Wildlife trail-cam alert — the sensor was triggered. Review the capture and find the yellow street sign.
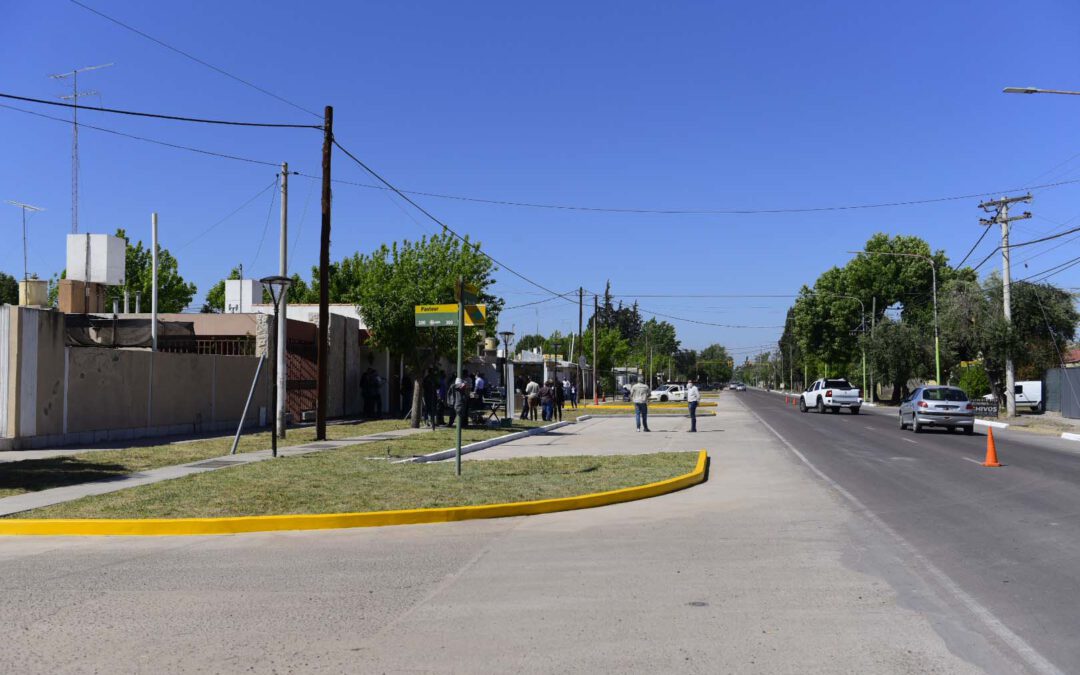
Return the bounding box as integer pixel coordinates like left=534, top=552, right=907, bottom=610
left=414, top=303, right=486, bottom=327
left=463, top=304, right=486, bottom=326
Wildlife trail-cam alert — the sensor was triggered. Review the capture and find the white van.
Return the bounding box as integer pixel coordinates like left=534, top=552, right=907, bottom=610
left=1015, top=381, right=1044, bottom=413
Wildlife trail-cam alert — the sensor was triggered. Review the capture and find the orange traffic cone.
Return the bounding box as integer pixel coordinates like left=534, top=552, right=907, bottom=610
left=983, top=428, right=1002, bottom=467
left=785, top=395, right=790, bottom=405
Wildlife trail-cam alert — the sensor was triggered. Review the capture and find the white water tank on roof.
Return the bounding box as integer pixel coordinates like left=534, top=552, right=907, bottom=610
left=66, top=234, right=125, bottom=286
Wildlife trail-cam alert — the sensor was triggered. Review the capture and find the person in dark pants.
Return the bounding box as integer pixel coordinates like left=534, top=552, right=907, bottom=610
left=435, top=370, right=447, bottom=426
left=553, top=378, right=565, bottom=421
left=422, top=368, right=438, bottom=429
left=686, top=377, right=700, bottom=433
left=539, top=380, right=555, bottom=421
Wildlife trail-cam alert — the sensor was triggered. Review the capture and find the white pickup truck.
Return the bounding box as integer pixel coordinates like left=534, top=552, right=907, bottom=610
left=650, top=384, right=687, bottom=402
left=799, top=378, right=862, bottom=414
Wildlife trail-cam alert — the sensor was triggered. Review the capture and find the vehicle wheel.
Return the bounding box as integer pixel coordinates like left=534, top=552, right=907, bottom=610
left=817, top=398, right=826, bottom=414
left=964, top=426, right=974, bottom=435
left=912, top=417, right=923, bottom=433
left=899, top=412, right=907, bottom=430
left=851, top=407, right=860, bottom=415
left=946, top=426, right=955, bottom=433
left=830, top=407, right=839, bottom=414
left=798, top=398, right=807, bottom=413
left=660, top=395, right=668, bottom=402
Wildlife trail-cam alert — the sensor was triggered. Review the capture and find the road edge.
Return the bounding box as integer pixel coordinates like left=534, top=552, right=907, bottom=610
left=0, top=451, right=708, bottom=537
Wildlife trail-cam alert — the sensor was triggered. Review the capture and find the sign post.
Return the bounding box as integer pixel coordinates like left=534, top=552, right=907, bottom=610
left=455, top=278, right=465, bottom=476
left=413, top=286, right=485, bottom=477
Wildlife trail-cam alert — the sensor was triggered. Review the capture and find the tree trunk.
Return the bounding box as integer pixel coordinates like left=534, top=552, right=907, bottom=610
left=410, top=377, right=424, bottom=428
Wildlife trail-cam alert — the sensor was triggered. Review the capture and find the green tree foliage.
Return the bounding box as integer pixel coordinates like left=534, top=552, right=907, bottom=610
left=110, top=228, right=197, bottom=313
left=698, top=343, right=733, bottom=383
left=0, top=272, right=18, bottom=305
left=346, top=233, right=503, bottom=427
left=581, top=326, right=632, bottom=394
left=957, top=363, right=991, bottom=399
left=862, top=319, right=927, bottom=401
left=590, top=281, right=643, bottom=343
left=514, top=334, right=546, bottom=354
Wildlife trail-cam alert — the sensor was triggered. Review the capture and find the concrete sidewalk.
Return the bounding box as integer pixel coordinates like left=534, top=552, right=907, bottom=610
left=0, top=427, right=426, bottom=517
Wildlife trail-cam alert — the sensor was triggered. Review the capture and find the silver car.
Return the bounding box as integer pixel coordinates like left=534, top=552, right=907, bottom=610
left=899, top=386, right=975, bottom=434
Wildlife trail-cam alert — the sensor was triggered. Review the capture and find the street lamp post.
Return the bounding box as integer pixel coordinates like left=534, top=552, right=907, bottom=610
left=260, top=275, right=292, bottom=458
left=851, top=250, right=940, bottom=384
left=498, top=330, right=514, bottom=425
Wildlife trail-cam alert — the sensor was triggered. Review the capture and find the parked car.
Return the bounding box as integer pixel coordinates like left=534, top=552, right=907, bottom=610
left=734, top=383, right=746, bottom=391
left=899, top=386, right=974, bottom=434
left=799, top=378, right=861, bottom=414
left=1015, top=381, right=1045, bottom=413
left=650, top=384, right=687, bottom=402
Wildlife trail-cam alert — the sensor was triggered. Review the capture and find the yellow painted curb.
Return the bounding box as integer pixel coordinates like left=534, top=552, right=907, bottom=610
left=0, top=451, right=708, bottom=537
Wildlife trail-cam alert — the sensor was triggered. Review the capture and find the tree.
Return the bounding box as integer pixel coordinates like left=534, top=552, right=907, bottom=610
left=111, top=228, right=197, bottom=313
left=590, top=281, right=643, bottom=344
left=863, top=319, right=927, bottom=402
left=698, top=343, right=733, bottom=383
left=347, top=233, right=503, bottom=427
left=515, top=334, right=546, bottom=354
left=582, top=326, right=632, bottom=393
left=0, top=272, right=18, bottom=305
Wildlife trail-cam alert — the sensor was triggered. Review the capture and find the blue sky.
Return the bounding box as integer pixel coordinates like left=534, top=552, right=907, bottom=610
left=3, top=0, right=1080, bottom=353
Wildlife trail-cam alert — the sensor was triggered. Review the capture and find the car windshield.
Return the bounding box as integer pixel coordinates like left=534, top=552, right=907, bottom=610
left=922, top=388, right=968, bottom=402
left=824, top=379, right=851, bottom=389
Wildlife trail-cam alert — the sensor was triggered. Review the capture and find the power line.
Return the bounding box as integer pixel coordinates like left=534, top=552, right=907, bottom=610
left=67, top=0, right=322, bottom=120
left=305, top=170, right=1080, bottom=216
left=175, top=179, right=278, bottom=251
left=249, top=175, right=279, bottom=269
left=955, top=226, right=992, bottom=268
left=330, top=138, right=579, bottom=308
left=0, top=92, right=322, bottom=129
left=0, top=102, right=281, bottom=166
left=970, top=223, right=1080, bottom=272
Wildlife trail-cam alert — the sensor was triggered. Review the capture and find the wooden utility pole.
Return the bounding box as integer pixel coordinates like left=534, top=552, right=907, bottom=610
left=577, top=287, right=584, bottom=404
left=592, top=294, right=598, bottom=404
left=316, top=106, right=333, bottom=440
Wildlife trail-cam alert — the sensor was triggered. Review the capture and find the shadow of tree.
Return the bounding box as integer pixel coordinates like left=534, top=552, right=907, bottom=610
left=0, top=457, right=132, bottom=495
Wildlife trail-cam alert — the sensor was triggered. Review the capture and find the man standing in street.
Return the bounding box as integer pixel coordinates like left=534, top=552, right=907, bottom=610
left=687, top=377, right=700, bottom=432
left=630, top=378, right=651, bottom=432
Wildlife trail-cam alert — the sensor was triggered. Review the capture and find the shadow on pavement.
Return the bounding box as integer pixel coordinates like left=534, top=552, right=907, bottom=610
left=0, top=456, right=131, bottom=495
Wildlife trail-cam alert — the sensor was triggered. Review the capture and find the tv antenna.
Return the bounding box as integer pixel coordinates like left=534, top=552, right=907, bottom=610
left=49, top=62, right=113, bottom=234
left=6, top=201, right=45, bottom=281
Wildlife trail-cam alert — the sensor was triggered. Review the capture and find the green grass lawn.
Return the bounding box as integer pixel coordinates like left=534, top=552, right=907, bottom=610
left=0, top=418, right=416, bottom=499
left=11, top=447, right=700, bottom=519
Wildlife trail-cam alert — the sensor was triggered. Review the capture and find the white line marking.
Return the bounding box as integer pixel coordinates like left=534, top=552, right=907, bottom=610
left=865, top=426, right=876, bottom=430
left=747, top=407, right=1064, bottom=675
left=962, top=457, right=983, bottom=465
left=902, top=438, right=918, bottom=444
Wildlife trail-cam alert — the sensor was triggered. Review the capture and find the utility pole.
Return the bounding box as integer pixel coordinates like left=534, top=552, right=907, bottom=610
left=151, top=213, right=158, bottom=351
left=316, top=106, right=333, bottom=440
left=6, top=201, right=44, bottom=280
left=577, top=287, right=584, bottom=405
left=49, top=63, right=113, bottom=234
left=870, top=296, right=876, bottom=403
left=979, top=193, right=1032, bottom=417
left=277, top=162, right=289, bottom=438
left=592, top=295, right=598, bottom=404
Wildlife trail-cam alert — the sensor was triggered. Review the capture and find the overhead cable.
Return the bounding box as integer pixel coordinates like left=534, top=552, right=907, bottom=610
left=0, top=92, right=322, bottom=129
left=67, top=0, right=322, bottom=119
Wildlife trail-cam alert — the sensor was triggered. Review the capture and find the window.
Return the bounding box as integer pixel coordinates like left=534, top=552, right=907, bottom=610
left=824, top=379, right=851, bottom=389
left=923, top=388, right=969, bottom=402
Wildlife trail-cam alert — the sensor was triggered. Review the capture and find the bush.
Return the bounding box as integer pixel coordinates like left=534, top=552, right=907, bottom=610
left=957, top=364, right=990, bottom=399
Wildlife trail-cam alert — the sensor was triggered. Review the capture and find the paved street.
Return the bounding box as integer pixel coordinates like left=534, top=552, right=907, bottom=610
left=741, top=388, right=1080, bottom=674
left=0, top=394, right=1033, bottom=674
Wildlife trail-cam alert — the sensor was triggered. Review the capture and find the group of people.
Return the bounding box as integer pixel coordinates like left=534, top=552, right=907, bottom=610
left=628, top=377, right=701, bottom=433
left=515, top=374, right=577, bottom=422
left=359, top=368, right=384, bottom=418
left=420, top=368, right=490, bottom=430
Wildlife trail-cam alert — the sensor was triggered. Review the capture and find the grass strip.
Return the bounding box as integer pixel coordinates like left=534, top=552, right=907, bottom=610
left=11, top=445, right=699, bottom=520
left=0, top=418, right=417, bottom=499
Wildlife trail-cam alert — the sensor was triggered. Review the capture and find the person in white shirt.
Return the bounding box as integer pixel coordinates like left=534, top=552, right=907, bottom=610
left=629, top=379, right=652, bottom=432
left=686, top=378, right=701, bottom=432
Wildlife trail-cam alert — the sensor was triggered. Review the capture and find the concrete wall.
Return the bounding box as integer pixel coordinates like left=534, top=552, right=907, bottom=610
left=1, top=306, right=270, bottom=450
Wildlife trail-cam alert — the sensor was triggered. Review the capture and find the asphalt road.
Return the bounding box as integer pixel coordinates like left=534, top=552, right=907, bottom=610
left=0, top=399, right=991, bottom=674
left=740, top=388, right=1080, bottom=674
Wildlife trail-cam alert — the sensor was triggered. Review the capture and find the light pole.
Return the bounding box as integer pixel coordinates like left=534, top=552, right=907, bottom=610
left=1003, top=86, right=1080, bottom=96
left=261, top=275, right=292, bottom=458
left=499, top=329, right=514, bottom=424
left=851, top=250, right=940, bottom=384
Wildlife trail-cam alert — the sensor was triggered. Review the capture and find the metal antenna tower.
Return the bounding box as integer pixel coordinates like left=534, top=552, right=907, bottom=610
left=49, top=62, right=113, bottom=234
left=6, top=201, right=45, bottom=280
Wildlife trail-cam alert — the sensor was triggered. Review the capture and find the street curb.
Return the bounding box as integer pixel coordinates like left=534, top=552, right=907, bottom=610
left=403, top=421, right=572, bottom=464
left=1061, top=432, right=1080, bottom=442
left=0, top=451, right=708, bottom=537
left=976, top=419, right=1010, bottom=429
left=576, top=413, right=716, bottom=419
